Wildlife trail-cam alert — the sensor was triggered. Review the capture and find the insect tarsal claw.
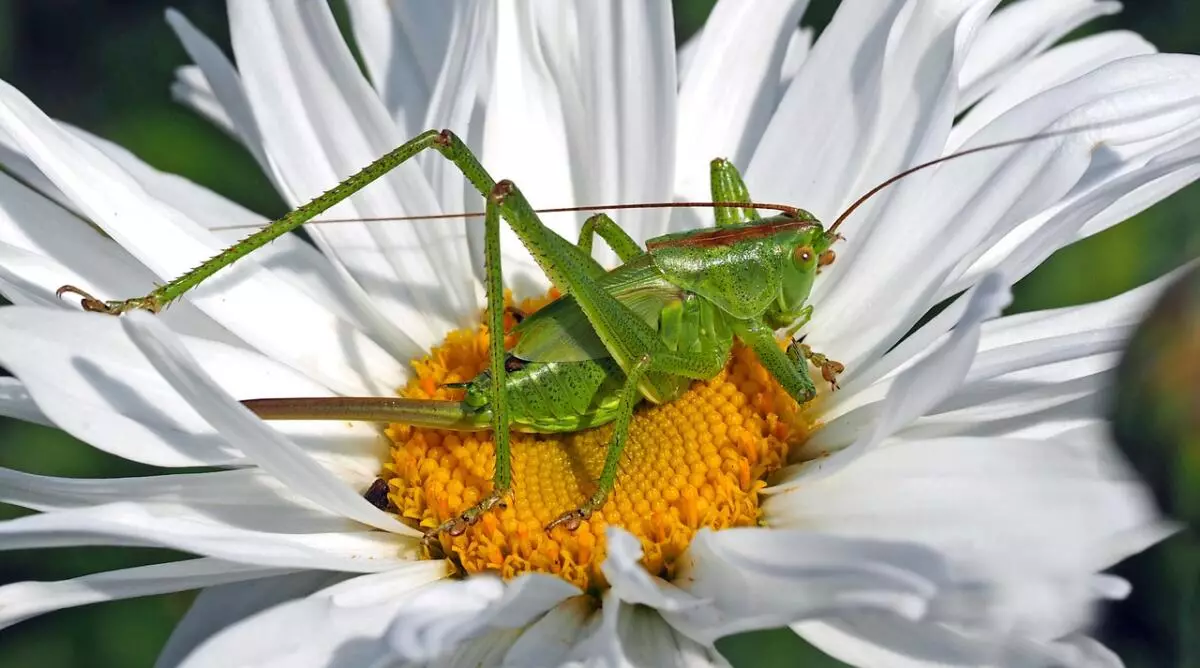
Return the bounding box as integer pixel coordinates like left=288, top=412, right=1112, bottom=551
left=56, top=285, right=110, bottom=313
left=55, top=285, right=165, bottom=315
left=546, top=507, right=591, bottom=533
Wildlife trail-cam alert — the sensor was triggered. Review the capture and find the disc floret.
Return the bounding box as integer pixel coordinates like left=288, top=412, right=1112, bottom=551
left=383, top=295, right=814, bottom=591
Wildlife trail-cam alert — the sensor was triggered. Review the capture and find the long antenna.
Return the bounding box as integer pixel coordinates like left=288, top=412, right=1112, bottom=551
left=827, top=128, right=1090, bottom=235
left=208, top=200, right=803, bottom=231
left=210, top=127, right=1094, bottom=234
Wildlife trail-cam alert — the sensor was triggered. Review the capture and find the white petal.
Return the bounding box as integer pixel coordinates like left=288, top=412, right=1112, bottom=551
left=614, top=605, right=727, bottom=668
left=166, top=12, right=423, bottom=352
left=0, top=127, right=77, bottom=214
left=765, top=435, right=1169, bottom=576
left=385, top=574, right=579, bottom=662
left=832, top=255, right=1176, bottom=420
left=901, top=373, right=1112, bottom=441
left=170, top=65, right=238, bottom=140
left=950, top=136, right=1200, bottom=296
left=165, top=9, right=271, bottom=172
left=1057, top=635, right=1125, bottom=668
left=0, top=377, right=50, bottom=428
left=822, top=273, right=1168, bottom=443
left=502, top=596, right=597, bottom=667
left=177, top=563, right=449, bottom=668
left=429, top=630, right=525, bottom=668
left=0, top=169, right=235, bottom=344
left=0, top=308, right=238, bottom=467
left=157, top=571, right=352, bottom=668
left=603, top=528, right=709, bottom=619
left=950, top=31, right=1157, bottom=149
left=70, top=122, right=367, bottom=331
left=566, top=0, right=678, bottom=257
left=674, top=0, right=810, bottom=199
left=344, top=1, right=454, bottom=133
left=957, top=0, right=1122, bottom=110
left=793, top=612, right=1098, bottom=668
left=121, top=311, right=415, bottom=536
left=481, top=2, right=579, bottom=295
left=0, top=468, right=356, bottom=534
left=677, top=27, right=703, bottom=80
left=778, top=274, right=1010, bottom=486
left=805, top=54, right=1200, bottom=370
left=747, top=0, right=988, bottom=222
left=0, top=558, right=284, bottom=630
left=420, top=0, right=495, bottom=294
left=0, top=77, right=404, bottom=396
left=779, top=27, right=814, bottom=87
left=0, top=308, right=383, bottom=470
left=669, top=528, right=948, bottom=645
left=0, top=502, right=419, bottom=572
left=229, top=0, right=477, bottom=352
left=564, top=589, right=625, bottom=666
left=484, top=0, right=677, bottom=287
left=563, top=589, right=717, bottom=668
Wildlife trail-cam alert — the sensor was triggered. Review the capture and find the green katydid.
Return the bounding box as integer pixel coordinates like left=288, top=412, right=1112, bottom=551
left=54, top=128, right=1070, bottom=537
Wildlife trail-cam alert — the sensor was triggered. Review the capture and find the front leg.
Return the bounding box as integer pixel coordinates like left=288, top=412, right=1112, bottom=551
left=547, top=344, right=728, bottom=532
left=791, top=340, right=845, bottom=391
left=578, top=213, right=644, bottom=262
left=736, top=319, right=818, bottom=406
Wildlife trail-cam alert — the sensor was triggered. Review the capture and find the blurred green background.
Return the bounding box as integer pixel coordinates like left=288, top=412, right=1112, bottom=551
left=0, top=1, right=1197, bottom=666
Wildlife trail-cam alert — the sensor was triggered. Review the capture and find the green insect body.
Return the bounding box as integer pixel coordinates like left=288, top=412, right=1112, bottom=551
left=59, top=129, right=841, bottom=536
left=327, top=215, right=832, bottom=435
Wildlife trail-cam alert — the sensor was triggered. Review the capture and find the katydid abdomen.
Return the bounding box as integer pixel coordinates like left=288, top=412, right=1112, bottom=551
left=244, top=357, right=628, bottom=432
left=245, top=253, right=737, bottom=433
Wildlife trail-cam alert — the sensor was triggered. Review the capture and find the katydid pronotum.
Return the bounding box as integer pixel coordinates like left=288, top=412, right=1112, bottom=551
left=55, top=128, right=1072, bottom=539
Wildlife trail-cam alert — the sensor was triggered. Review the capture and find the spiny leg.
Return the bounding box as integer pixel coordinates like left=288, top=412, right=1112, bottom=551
left=736, top=320, right=818, bottom=406
left=794, top=340, right=845, bottom=390
left=60, top=130, right=454, bottom=314
left=781, top=305, right=814, bottom=339
left=546, top=354, right=652, bottom=532
left=547, top=344, right=728, bottom=532
left=476, top=178, right=744, bottom=528
left=63, top=128, right=614, bottom=315
left=412, top=132, right=666, bottom=538
left=578, top=213, right=644, bottom=262
left=709, top=158, right=760, bottom=227
left=428, top=176, right=514, bottom=541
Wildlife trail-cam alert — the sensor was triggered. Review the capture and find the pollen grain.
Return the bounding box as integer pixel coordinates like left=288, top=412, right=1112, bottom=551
left=384, top=291, right=811, bottom=591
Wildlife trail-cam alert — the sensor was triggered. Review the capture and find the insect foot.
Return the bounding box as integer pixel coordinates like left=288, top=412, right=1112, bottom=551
left=55, top=285, right=163, bottom=315
left=424, top=488, right=510, bottom=546
left=799, top=343, right=845, bottom=391
left=545, top=506, right=593, bottom=533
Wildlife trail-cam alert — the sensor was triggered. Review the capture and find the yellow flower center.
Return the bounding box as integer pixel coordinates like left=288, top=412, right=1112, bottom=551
left=383, top=293, right=812, bottom=591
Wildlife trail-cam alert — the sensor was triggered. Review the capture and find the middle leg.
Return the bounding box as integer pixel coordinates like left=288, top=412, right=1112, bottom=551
left=546, top=343, right=729, bottom=532
left=577, top=213, right=644, bottom=262
left=709, top=158, right=761, bottom=227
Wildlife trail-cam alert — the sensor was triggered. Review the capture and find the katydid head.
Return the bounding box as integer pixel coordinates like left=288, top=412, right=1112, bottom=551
left=765, top=214, right=839, bottom=328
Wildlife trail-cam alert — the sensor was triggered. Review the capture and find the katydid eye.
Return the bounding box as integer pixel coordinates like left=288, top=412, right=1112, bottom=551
left=794, top=246, right=814, bottom=264
left=818, top=249, right=836, bottom=267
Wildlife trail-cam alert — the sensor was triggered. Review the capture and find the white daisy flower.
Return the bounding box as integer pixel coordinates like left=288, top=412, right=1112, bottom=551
left=0, top=0, right=1196, bottom=666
